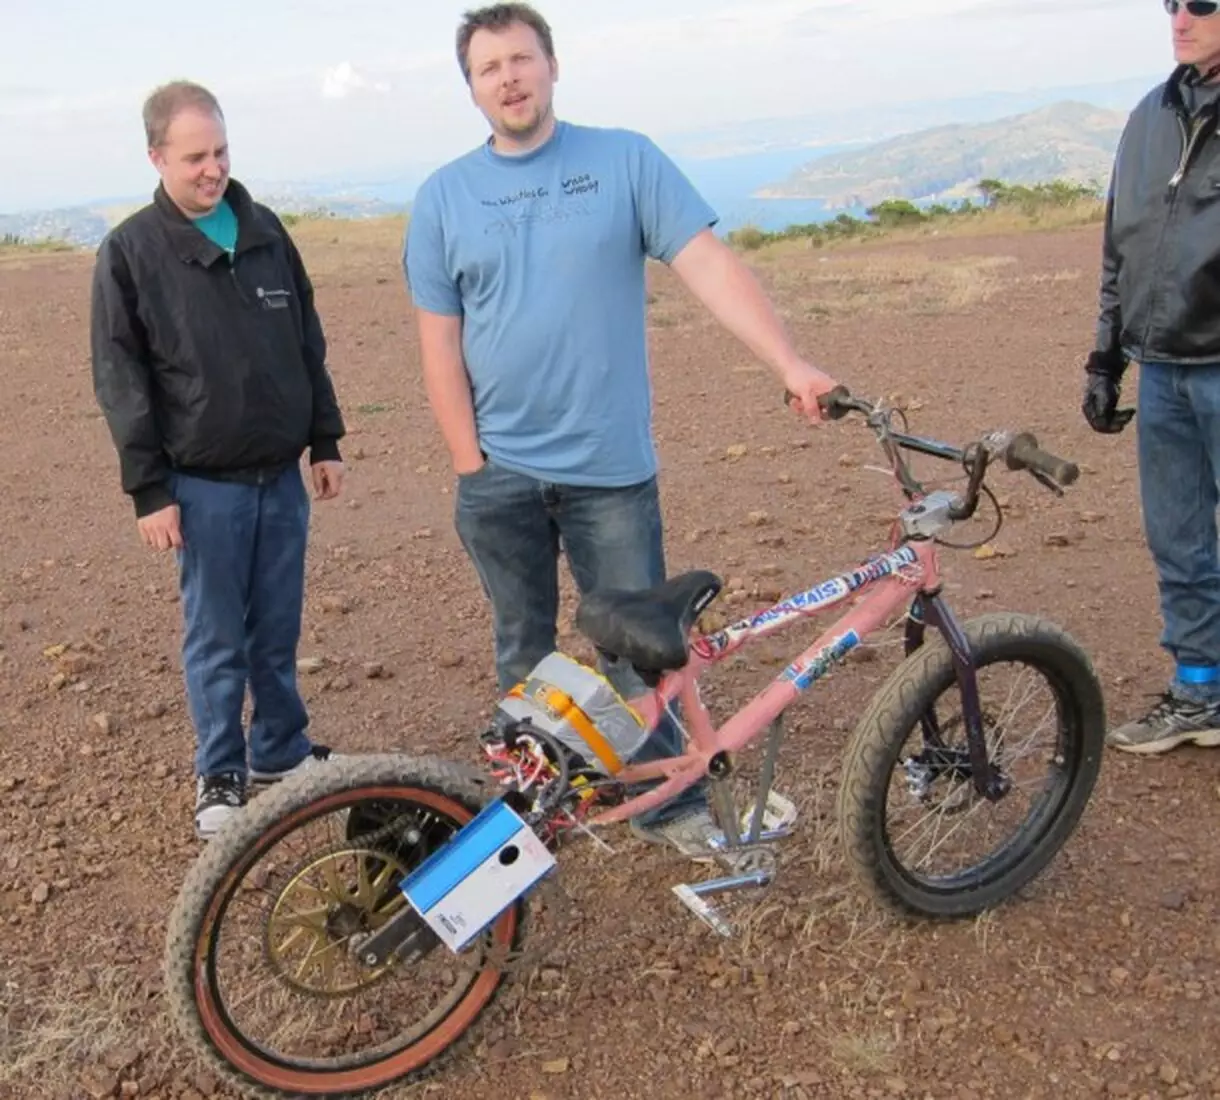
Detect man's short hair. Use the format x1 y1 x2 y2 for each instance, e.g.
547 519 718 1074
142 80 224 148
456 3 555 82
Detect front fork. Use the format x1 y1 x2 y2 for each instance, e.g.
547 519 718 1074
905 592 1009 801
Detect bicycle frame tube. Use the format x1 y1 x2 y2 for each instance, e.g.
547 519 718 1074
589 540 943 825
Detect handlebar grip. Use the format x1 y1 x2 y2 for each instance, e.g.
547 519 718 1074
1006 432 1080 486
783 385 865 420
818 384 854 420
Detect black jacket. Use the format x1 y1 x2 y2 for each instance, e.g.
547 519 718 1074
1096 66 1220 370
90 178 345 517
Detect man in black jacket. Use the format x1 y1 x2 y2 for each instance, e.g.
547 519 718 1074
90 80 348 836
1083 0 1220 755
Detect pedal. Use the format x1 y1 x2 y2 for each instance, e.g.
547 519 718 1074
738 789 798 837
672 884 734 937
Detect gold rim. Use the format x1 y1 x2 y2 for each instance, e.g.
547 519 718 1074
263 846 409 996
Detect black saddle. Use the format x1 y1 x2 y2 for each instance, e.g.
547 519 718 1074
574 570 723 672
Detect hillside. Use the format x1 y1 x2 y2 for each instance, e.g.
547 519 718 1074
757 100 1126 209
0 190 409 250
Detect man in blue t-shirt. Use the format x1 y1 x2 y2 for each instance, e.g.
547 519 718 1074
403 2 841 859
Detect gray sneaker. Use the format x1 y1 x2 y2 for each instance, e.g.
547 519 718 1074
630 808 757 871
1107 693 1220 754
249 744 338 786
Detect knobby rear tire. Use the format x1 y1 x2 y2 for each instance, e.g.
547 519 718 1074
837 612 1105 919
163 753 526 1099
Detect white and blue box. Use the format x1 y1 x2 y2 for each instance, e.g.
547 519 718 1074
399 798 556 953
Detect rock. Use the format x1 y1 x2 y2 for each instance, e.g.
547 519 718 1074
297 657 326 675
141 701 168 720
59 652 93 675
541 1057 569 1074
79 1067 119 1099
1044 533 1071 547
746 510 770 526
362 662 388 679
438 652 464 669
973 544 998 560
725 444 748 459
412 527 434 540
31 882 50 904
320 594 351 614
190 1070 219 1096
1159 1063 1180 1086
90 713 117 736
1159 889 1188 911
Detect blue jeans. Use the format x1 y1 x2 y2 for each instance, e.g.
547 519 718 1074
1138 361 1220 704
454 459 705 824
172 466 314 778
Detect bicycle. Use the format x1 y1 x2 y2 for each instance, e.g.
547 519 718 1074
163 384 1106 1098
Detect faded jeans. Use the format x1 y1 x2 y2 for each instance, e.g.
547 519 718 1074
172 466 314 778
454 459 706 825
1138 361 1220 703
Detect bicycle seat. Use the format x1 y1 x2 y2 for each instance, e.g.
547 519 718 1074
574 570 723 672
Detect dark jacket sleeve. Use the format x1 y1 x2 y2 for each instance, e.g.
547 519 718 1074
1098 168 1122 363
90 236 175 517
281 227 346 463
1091 152 1126 374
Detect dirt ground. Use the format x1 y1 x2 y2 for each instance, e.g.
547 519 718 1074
1 216 1217 1100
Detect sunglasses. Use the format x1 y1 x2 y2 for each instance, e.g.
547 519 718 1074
1165 0 1220 15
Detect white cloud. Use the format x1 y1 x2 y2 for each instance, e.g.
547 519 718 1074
320 61 391 100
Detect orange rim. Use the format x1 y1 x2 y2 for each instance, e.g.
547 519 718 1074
191 784 521 1095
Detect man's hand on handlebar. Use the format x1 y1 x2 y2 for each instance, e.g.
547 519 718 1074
780 360 841 423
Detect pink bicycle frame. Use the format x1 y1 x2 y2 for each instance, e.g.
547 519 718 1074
589 539 942 824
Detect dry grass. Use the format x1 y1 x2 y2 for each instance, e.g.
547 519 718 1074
733 197 1105 262
760 252 1016 318
0 966 175 1098
284 213 408 280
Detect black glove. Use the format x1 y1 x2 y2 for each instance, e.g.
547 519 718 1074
1081 351 1135 434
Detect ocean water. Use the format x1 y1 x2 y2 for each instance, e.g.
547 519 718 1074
673 144 863 233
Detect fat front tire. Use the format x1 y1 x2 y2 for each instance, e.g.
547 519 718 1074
163 753 525 1098
837 612 1105 919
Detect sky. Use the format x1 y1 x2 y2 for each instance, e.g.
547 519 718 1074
0 0 1173 213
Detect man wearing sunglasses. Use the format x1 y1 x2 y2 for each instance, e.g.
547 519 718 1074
1083 0 1220 754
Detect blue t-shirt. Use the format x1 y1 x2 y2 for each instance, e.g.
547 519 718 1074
403 121 718 486
194 198 238 255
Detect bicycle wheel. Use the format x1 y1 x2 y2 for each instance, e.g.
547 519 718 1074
837 612 1105 918
164 754 527 1098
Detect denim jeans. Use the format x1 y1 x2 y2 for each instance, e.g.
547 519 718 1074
1138 361 1220 704
172 466 314 778
454 459 705 824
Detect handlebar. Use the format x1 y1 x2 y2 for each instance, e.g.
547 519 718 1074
784 384 1081 514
